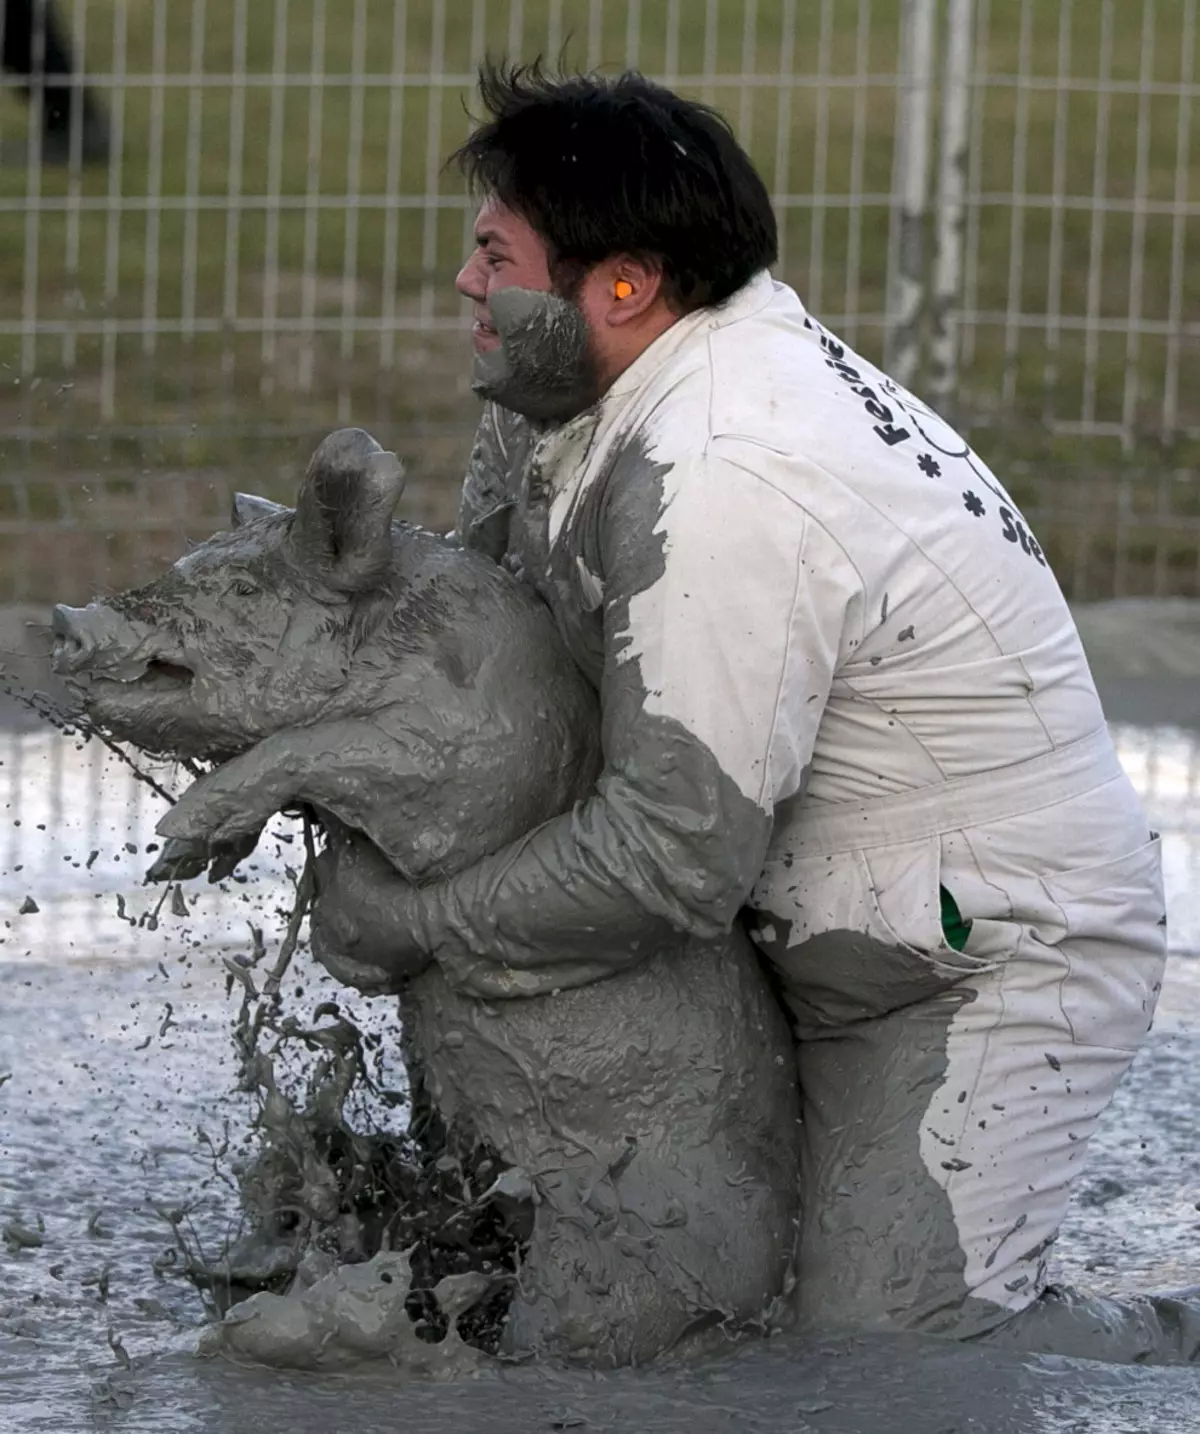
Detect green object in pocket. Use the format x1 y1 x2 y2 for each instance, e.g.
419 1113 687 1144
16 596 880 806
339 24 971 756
939 885 972 952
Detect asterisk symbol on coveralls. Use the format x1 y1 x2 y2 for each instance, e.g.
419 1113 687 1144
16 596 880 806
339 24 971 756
963 491 986 517
918 452 941 478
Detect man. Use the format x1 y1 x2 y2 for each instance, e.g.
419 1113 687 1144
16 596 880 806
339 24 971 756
310 62 1197 1362
3 0 109 165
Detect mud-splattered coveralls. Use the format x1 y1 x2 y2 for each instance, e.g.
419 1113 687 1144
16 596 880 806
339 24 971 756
416 271 1197 1360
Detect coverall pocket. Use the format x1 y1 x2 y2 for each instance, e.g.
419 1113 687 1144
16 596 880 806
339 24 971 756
1038 835 1167 1052
860 836 1002 981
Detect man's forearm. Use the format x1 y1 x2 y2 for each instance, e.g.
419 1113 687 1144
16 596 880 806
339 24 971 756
412 821 680 997
411 759 770 998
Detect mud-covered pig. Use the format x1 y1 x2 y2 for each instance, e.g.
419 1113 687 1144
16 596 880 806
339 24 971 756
52 428 801 1367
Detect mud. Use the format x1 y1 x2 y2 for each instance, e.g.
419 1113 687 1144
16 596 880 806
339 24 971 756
1 721 1199 1429
470 286 601 421
14 1329 1200 1434
17 465 1200 1392
195 1251 487 1375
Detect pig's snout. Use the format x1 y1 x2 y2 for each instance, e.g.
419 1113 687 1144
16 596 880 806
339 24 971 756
51 603 151 679
51 604 100 673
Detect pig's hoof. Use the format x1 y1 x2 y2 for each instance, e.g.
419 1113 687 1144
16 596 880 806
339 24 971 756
206 831 261 882
146 836 211 883
146 832 260 884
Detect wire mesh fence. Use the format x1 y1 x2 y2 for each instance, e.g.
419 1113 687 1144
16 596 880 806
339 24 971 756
0 0 1196 605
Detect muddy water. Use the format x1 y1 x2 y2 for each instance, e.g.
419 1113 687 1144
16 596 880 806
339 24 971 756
1 723 1199 1433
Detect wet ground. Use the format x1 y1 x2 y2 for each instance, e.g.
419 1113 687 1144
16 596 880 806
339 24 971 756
1 719 1199 1433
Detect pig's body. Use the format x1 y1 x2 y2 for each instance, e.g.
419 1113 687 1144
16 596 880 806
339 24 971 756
52 429 802 1367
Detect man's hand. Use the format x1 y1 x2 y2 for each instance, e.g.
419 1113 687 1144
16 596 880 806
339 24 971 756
309 824 433 995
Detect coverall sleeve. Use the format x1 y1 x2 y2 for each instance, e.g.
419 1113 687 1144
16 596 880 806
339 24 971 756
412 439 850 997
455 402 533 562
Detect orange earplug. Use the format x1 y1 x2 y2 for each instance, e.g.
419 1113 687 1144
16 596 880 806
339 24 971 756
614 280 633 300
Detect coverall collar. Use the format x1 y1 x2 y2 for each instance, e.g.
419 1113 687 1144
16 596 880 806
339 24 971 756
604 269 780 405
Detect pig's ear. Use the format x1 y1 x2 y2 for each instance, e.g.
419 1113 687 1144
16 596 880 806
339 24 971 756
231 493 289 528
290 428 407 593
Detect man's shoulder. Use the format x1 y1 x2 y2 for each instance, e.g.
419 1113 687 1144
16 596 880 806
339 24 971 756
683 291 873 463
604 282 946 508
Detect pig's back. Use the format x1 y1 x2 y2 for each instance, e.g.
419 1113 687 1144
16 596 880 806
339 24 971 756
333 526 602 876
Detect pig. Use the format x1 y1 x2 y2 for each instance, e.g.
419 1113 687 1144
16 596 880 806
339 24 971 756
51 428 802 1368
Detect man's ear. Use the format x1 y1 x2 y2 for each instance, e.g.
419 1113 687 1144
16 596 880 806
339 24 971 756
602 257 667 324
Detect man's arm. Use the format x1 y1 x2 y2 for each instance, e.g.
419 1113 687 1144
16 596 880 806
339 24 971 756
391 437 856 997
454 402 537 561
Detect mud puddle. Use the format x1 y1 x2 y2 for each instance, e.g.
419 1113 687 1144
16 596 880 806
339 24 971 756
1 723 1199 1432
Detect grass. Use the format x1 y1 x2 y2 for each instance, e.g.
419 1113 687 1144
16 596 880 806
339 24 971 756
0 0 1197 602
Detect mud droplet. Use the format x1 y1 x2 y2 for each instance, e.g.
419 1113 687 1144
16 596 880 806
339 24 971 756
1079 1176 1127 1209
3 1220 44 1249
88 1209 114 1240
106 1326 132 1370
17 896 38 915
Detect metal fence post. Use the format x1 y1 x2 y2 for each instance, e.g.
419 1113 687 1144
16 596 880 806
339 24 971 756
930 0 973 414
885 0 937 388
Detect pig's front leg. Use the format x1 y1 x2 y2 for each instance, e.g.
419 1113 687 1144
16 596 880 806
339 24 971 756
146 829 260 884
155 719 411 855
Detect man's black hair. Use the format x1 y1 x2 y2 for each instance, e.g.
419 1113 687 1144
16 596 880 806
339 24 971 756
450 59 778 312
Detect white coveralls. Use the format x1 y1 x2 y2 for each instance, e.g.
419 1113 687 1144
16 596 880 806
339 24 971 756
433 271 1176 1352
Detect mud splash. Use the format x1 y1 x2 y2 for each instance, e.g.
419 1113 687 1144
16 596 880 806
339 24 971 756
189 857 526 1368
0 717 520 1385
0 681 512 1367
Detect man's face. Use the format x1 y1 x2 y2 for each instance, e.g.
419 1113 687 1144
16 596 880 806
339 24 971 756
455 196 602 422
455 197 554 356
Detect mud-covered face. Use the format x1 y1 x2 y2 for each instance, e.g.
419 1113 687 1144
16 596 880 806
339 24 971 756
456 198 601 422
51 429 407 762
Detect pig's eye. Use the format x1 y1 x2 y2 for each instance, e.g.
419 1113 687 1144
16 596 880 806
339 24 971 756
231 578 259 598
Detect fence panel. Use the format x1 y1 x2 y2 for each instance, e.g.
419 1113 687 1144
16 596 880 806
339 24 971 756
0 0 1195 604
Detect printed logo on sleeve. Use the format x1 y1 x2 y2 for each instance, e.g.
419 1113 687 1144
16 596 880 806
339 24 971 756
803 317 1048 568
